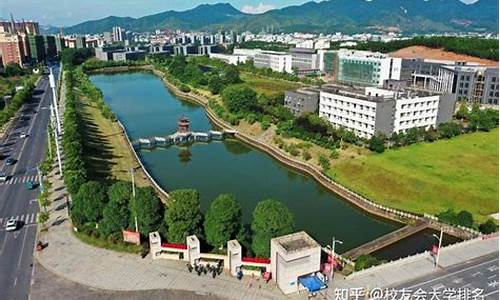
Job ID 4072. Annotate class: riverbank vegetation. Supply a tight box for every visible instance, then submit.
[0,74,38,128]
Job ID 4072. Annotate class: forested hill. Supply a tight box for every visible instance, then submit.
[49,0,498,35]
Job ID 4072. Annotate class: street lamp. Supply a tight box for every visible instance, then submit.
[432,229,443,267]
[130,167,138,233]
[326,237,343,282]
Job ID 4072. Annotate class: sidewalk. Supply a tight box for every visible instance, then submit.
[332,236,499,291]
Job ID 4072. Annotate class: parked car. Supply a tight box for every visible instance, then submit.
[5,157,15,166]
[19,132,27,139]
[5,218,17,231]
[0,172,7,182]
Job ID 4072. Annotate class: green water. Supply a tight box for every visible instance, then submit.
[91,72,399,252]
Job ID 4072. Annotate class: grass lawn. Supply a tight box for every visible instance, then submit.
[331,129,499,222]
[76,91,150,187]
[239,72,302,96]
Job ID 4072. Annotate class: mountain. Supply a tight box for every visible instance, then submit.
[50,0,498,35]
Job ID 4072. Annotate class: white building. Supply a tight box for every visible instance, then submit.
[319,85,456,138]
[233,48,262,58]
[254,50,293,73]
[334,49,402,86]
[112,26,124,42]
[208,53,247,65]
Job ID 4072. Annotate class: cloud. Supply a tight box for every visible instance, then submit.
[240,2,275,14]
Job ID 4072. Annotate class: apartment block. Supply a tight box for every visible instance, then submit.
[333,49,402,86]
[254,50,293,73]
[284,88,320,116]
[28,35,46,62]
[0,33,25,66]
[319,85,456,138]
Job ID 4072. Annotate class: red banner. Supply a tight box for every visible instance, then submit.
[431,245,439,255]
[242,257,271,264]
[122,230,141,245]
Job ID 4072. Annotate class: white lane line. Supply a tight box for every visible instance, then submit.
[17,228,28,269]
[484,289,499,297]
[30,213,35,224]
[405,258,500,289]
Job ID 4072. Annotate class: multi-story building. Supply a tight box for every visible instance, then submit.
[284,88,320,117]
[318,84,456,138]
[290,48,320,75]
[28,35,45,62]
[318,50,335,76]
[208,53,247,65]
[254,50,293,73]
[0,33,26,66]
[43,35,57,58]
[55,36,66,54]
[112,26,124,42]
[333,49,402,86]
[0,20,39,35]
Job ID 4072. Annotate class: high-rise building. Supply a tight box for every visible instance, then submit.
[0,33,26,66]
[112,26,124,42]
[55,36,65,54]
[43,35,57,58]
[28,35,45,62]
[0,20,39,35]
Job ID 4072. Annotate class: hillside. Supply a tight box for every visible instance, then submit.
[49,0,499,35]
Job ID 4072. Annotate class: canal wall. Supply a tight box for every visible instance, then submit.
[87,65,481,242]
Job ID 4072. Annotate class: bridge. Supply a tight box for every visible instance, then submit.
[133,129,237,149]
[341,220,429,260]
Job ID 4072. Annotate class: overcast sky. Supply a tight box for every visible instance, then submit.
[0,0,479,27]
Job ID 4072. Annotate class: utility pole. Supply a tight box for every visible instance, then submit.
[37,165,44,193]
[49,68,61,134]
[433,229,443,267]
[130,167,138,232]
[329,237,343,282]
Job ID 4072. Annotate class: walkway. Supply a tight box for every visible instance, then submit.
[342,221,429,260]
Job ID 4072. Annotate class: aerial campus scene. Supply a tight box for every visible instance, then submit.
[0,0,498,299]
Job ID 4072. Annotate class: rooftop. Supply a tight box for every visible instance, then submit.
[320,83,438,102]
[273,231,319,254]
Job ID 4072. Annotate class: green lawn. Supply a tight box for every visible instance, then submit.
[239,73,301,96]
[331,129,499,221]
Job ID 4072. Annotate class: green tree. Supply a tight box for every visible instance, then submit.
[221,64,241,84]
[164,189,203,243]
[204,194,242,248]
[251,199,294,257]
[355,254,382,271]
[130,187,163,236]
[72,181,109,224]
[99,181,132,236]
[221,85,257,113]
[456,210,474,228]
[368,134,386,153]
[455,102,469,120]
[479,219,497,234]
[318,154,331,173]
[208,75,224,95]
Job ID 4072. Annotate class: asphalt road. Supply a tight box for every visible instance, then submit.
[395,252,499,300]
[0,66,59,300]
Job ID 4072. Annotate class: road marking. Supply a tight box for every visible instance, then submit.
[488,275,498,279]
[452,278,464,284]
[488,266,499,272]
[30,213,35,223]
[484,289,499,297]
[0,175,37,186]
[14,277,17,286]
[431,284,445,290]
[405,258,500,289]
[488,280,499,288]
[472,271,483,277]
[17,228,28,269]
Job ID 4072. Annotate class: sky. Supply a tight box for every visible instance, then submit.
[0,0,478,27]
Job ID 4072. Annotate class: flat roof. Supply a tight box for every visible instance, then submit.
[320,83,438,102]
[273,231,319,254]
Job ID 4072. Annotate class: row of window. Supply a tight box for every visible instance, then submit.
[320,97,377,113]
[400,101,438,110]
[398,117,435,127]
[399,109,437,118]
[321,105,375,122]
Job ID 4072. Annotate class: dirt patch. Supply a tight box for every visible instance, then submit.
[389,46,498,66]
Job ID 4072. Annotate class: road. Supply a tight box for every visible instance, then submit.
[395,252,499,300]
[0,66,59,300]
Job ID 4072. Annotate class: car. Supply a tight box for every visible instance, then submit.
[19,133,27,138]
[5,218,17,231]
[5,157,15,166]
[0,172,7,182]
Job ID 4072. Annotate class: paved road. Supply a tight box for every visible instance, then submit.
[395,252,499,300]
[0,66,59,300]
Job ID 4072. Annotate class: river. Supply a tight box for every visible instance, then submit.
[90,71,402,253]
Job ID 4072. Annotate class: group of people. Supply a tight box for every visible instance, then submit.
[186,261,223,278]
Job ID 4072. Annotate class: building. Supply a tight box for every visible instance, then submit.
[28,35,45,62]
[208,53,247,65]
[319,84,456,138]
[318,50,336,76]
[0,20,39,35]
[55,36,66,54]
[284,88,320,116]
[233,48,262,58]
[254,50,293,73]
[270,231,323,295]
[112,49,146,61]
[334,49,402,86]
[290,48,320,75]
[112,26,124,42]
[0,33,26,66]
[43,35,57,58]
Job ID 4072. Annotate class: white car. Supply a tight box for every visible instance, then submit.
[5,218,17,231]
[0,173,6,182]
[19,133,27,139]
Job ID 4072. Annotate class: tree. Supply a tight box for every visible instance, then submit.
[204,194,242,248]
[221,85,257,113]
[355,254,382,271]
[479,219,497,234]
[208,75,224,95]
[456,210,474,228]
[4,63,24,77]
[251,199,294,257]
[164,189,203,243]
[455,102,469,120]
[130,187,163,236]
[99,181,132,236]
[369,134,386,153]
[221,65,241,84]
[318,154,331,173]
[71,181,109,224]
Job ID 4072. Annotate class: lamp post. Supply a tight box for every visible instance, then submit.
[432,229,443,267]
[130,167,138,232]
[327,237,343,282]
